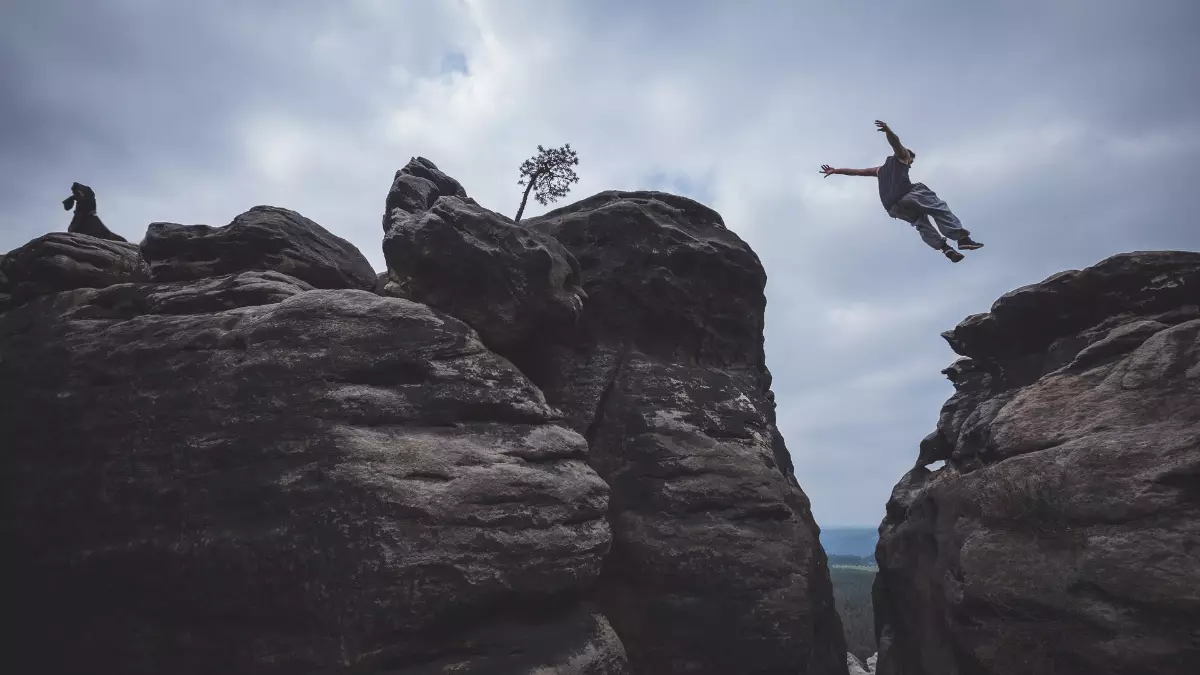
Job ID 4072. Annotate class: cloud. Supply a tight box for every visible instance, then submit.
[2,0,1198,527]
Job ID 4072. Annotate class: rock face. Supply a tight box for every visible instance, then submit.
[874,251,1200,675]
[382,166,846,674]
[3,212,623,674]
[383,156,473,226]
[3,162,845,674]
[521,192,847,675]
[382,158,586,352]
[0,232,149,310]
[142,205,377,291]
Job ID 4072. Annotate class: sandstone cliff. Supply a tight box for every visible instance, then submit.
[873,251,1200,675]
[2,159,846,674]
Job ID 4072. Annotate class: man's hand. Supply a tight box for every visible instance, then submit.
[876,120,909,157]
[820,164,837,178]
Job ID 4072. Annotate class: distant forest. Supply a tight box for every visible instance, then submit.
[824,528,879,659]
[831,565,876,661]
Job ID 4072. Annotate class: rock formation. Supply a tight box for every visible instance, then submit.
[0,232,148,311]
[142,205,378,291]
[873,251,1200,675]
[523,192,847,675]
[382,158,586,352]
[2,162,846,674]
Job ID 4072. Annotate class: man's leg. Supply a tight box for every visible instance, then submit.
[891,196,964,261]
[909,214,947,250]
[906,184,982,249]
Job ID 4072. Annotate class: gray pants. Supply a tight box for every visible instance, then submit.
[887,183,970,250]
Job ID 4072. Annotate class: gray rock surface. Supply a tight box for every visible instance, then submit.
[382,158,586,353]
[3,269,621,673]
[383,156,473,227]
[874,251,1200,675]
[523,191,848,675]
[142,205,377,290]
[0,232,148,310]
[847,653,874,675]
[5,163,845,675]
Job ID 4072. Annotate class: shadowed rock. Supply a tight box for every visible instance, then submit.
[382,160,586,353]
[142,205,377,291]
[6,164,846,674]
[3,283,621,674]
[522,190,849,675]
[63,181,127,242]
[0,232,148,311]
[874,251,1200,675]
[524,190,772,378]
[383,156,473,228]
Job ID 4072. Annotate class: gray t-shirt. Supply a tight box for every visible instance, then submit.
[876,155,913,210]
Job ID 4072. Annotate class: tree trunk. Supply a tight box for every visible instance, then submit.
[514,172,540,223]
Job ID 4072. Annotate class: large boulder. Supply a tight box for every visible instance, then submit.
[142,205,377,291]
[523,191,848,675]
[0,232,148,310]
[874,251,1200,675]
[383,156,473,226]
[3,266,623,671]
[526,191,768,371]
[381,160,586,353]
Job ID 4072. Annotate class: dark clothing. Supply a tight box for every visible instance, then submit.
[876,155,914,211]
[63,182,126,242]
[68,213,126,242]
[887,183,970,250]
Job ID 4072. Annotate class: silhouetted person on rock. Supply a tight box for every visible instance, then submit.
[62,182,126,242]
[821,120,983,263]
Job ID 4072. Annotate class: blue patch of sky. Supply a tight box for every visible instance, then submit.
[439,51,469,76]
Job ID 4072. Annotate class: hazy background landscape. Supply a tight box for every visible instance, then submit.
[821,527,880,660]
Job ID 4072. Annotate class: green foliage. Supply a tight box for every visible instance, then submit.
[514,143,580,222]
[830,566,876,661]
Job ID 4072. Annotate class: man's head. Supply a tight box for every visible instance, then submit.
[63,182,96,212]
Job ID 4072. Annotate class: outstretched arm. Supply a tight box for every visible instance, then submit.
[821,164,879,178]
[875,120,913,161]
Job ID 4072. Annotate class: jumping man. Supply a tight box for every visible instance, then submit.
[821,120,983,263]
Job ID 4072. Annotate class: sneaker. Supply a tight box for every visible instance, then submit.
[943,247,965,263]
[957,237,984,251]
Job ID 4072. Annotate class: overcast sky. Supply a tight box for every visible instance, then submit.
[3,0,1198,527]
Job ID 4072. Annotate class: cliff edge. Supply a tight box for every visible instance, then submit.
[873,251,1200,675]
